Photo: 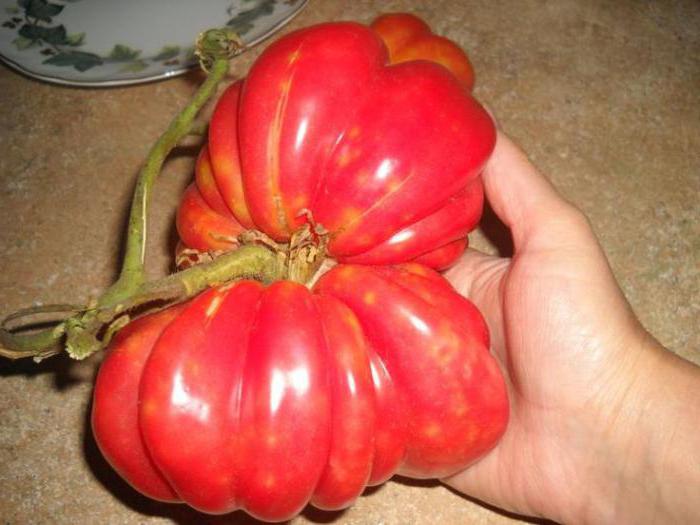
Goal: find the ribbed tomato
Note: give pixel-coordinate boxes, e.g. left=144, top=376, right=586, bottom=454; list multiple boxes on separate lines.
left=92, top=263, right=509, bottom=521
left=176, top=20, right=495, bottom=271
left=371, top=13, right=476, bottom=91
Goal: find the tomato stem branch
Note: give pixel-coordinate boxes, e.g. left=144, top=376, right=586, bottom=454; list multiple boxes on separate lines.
left=0, top=28, right=251, bottom=362
left=0, top=243, right=284, bottom=361
left=100, top=29, right=243, bottom=308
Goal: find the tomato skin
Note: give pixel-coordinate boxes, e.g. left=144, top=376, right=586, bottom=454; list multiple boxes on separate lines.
left=371, top=13, right=476, bottom=91
left=91, top=306, right=183, bottom=503
left=341, top=176, right=483, bottom=267
left=177, top=20, right=495, bottom=270
left=412, top=237, right=469, bottom=271
left=208, top=81, right=255, bottom=228
left=92, top=264, right=508, bottom=521
left=194, top=145, right=231, bottom=217
left=175, top=183, right=242, bottom=252
left=316, top=264, right=507, bottom=477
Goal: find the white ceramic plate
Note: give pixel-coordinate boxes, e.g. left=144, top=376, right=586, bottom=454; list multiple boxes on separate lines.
left=0, top=0, right=308, bottom=86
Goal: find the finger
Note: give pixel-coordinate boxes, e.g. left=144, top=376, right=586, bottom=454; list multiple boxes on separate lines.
left=482, top=131, right=584, bottom=251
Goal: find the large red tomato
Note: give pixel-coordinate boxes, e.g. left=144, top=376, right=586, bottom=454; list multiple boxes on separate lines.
left=371, top=12, right=476, bottom=91
left=176, top=20, right=495, bottom=271
left=92, top=263, right=508, bottom=521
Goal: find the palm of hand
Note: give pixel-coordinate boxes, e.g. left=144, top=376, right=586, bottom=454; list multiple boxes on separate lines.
left=444, top=202, right=647, bottom=521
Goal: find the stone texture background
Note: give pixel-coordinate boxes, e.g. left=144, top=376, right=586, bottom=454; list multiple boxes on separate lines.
left=0, top=1, right=698, bottom=523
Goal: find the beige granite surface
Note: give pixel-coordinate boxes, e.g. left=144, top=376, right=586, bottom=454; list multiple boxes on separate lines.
left=1, top=1, right=698, bottom=524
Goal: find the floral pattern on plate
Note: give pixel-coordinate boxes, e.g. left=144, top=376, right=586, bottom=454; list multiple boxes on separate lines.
left=0, top=0, right=308, bottom=86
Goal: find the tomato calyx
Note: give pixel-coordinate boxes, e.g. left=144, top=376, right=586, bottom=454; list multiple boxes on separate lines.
left=239, top=209, right=330, bottom=285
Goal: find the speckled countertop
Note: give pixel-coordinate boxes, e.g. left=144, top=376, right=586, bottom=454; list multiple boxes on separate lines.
left=1, top=1, right=698, bottom=524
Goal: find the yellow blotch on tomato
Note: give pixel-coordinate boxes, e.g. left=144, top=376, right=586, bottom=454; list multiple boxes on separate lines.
left=338, top=206, right=363, bottom=228
left=354, top=233, right=375, bottom=247
left=205, top=293, right=224, bottom=319
left=261, top=473, right=277, bottom=490
left=453, top=401, right=469, bottom=418
left=343, top=311, right=362, bottom=332
left=388, top=178, right=403, bottom=194
left=288, top=48, right=302, bottom=65
left=290, top=193, right=307, bottom=211
left=210, top=152, right=233, bottom=174
left=186, top=359, right=202, bottom=378
left=430, top=342, right=459, bottom=368
left=403, top=263, right=431, bottom=277
left=337, top=146, right=361, bottom=168
left=279, top=77, right=293, bottom=95
left=333, top=265, right=357, bottom=282
left=363, top=291, right=377, bottom=305
left=422, top=421, right=442, bottom=439
left=265, top=432, right=279, bottom=449
left=141, top=399, right=158, bottom=418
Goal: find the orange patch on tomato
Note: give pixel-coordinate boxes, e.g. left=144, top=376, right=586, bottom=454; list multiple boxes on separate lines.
left=454, top=402, right=469, bottom=417
left=423, top=422, right=442, bottom=439
left=337, top=147, right=361, bottom=168
left=265, top=432, right=279, bottom=448
left=363, top=291, right=376, bottom=305
left=388, top=178, right=403, bottom=193
left=211, top=153, right=233, bottom=174
left=338, top=206, right=363, bottom=227
left=217, top=473, right=233, bottom=487
left=288, top=48, right=302, bottom=64
left=344, top=311, right=362, bottom=331
left=291, top=194, right=307, bottom=211
left=430, top=342, right=457, bottom=367
left=279, top=77, right=293, bottom=95
left=186, top=360, right=202, bottom=378
left=355, top=233, right=375, bottom=247
left=141, top=399, right=158, bottom=418
left=261, top=473, right=277, bottom=489
left=334, top=266, right=356, bottom=281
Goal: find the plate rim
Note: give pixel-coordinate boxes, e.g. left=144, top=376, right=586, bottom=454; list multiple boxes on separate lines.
left=0, top=0, right=309, bottom=87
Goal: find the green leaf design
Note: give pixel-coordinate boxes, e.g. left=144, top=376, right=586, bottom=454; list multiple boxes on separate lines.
left=22, top=0, right=64, bottom=23
left=12, top=35, right=37, bottom=50
left=18, top=23, right=69, bottom=45
left=120, top=60, right=148, bottom=73
left=43, top=50, right=102, bottom=71
left=65, top=31, right=84, bottom=46
left=40, top=24, right=66, bottom=45
left=227, top=0, right=276, bottom=36
left=153, top=45, right=180, bottom=61
left=109, top=44, right=141, bottom=61
left=18, top=23, right=42, bottom=41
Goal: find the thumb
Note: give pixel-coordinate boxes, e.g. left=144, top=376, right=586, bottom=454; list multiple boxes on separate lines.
left=482, top=131, right=590, bottom=253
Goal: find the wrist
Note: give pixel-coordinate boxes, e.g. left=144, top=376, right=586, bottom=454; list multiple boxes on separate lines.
left=573, top=333, right=700, bottom=524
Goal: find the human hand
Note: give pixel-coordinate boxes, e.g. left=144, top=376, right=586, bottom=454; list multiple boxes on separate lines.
left=443, top=131, right=700, bottom=524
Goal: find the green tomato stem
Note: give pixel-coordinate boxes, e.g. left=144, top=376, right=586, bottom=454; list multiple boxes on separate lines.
left=64, top=244, right=284, bottom=360
left=99, top=55, right=231, bottom=308
left=0, top=29, right=254, bottom=362
left=0, top=304, right=80, bottom=361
